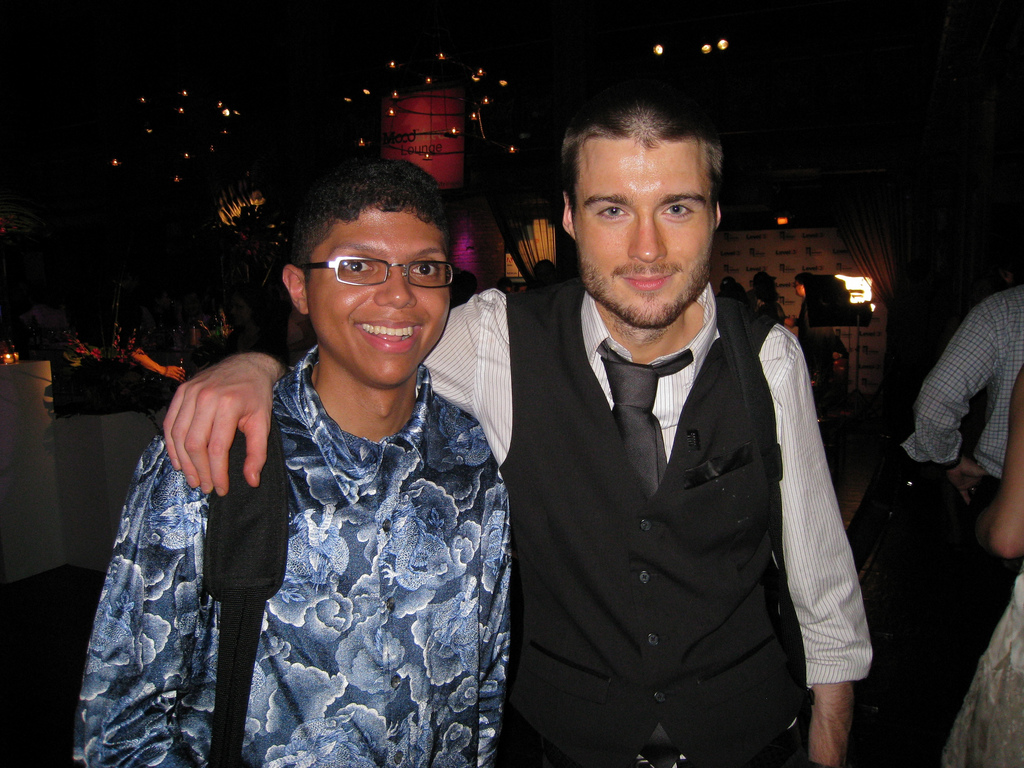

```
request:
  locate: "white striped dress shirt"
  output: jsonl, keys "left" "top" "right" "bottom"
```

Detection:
{"left": 427, "top": 282, "right": 872, "bottom": 686}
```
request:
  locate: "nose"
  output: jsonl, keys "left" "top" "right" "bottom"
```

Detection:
{"left": 628, "top": 214, "right": 666, "bottom": 263}
{"left": 374, "top": 264, "right": 417, "bottom": 307}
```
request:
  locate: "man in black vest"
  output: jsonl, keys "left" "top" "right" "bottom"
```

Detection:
{"left": 163, "top": 82, "right": 870, "bottom": 768}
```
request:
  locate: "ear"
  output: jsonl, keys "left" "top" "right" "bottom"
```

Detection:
{"left": 282, "top": 264, "right": 310, "bottom": 315}
{"left": 562, "top": 192, "right": 576, "bottom": 239}
{"left": 714, "top": 202, "right": 722, "bottom": 229}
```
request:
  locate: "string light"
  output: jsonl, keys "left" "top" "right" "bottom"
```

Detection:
{"left": 138, "top": 97, "right": 147, "bottom": 104}
{"left": 653, "top": 44, "right": 664, "bottom": 55}
{"left": 362, "top": 89, "right": 371, "bottom": 95}
{"left": 177, "top": 107, "right": 185, "bottom": 113}
{"left": 717, "top": 39, "right": 729, "bottom": 50}
{"left": 110, "top": 158, "right": 121, "bottom": 166}
{"left": 701, "top": 44, "right": 712, "bottom": 54}
{"left": 178, "top": 90, "right": 188, "bottom": 97}
{"left": 499, "top": 80, "right": 508, "bottom": 86}
{"left": 222, "top": 108, "right": 230, "bottom": 116}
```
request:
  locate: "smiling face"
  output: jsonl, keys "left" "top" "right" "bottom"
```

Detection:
{"left": 563, "top": 137, "right": 721, "bottom": 362}
{"left": 282, "top": 209, "right": 449, "bottom": 423}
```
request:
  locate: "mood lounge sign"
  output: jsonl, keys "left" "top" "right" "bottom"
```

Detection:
{"left": 380, "top": 86, "right": 465, "bottom": 190}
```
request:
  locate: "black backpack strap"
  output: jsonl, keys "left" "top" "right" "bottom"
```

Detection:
{"left": 204, "top": 420, "right": 289, "bottom": 768}
{"left": 715, "top": 296, "right": 807, "bottom": 690}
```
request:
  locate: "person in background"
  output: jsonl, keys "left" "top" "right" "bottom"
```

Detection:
{"left": 902, "top": 285, "right": 1024, "bottom": 503}
{"left": 942, "top": 366, "right": 1024, "bottom": 767}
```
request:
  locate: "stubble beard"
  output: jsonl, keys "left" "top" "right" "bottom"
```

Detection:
{"left": 581, "top": 254, "right": 711, "bottom": 343}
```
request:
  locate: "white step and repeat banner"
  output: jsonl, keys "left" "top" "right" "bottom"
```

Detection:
{"left": 710, "top": 228, "right": 886, "bottom": 395}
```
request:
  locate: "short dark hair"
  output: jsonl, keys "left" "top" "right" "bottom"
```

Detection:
{"left": 291, "top": 158, "right": 449, "bottom": 265}
{"left": 561, "top": 80, "right": 723, "bottom": 210}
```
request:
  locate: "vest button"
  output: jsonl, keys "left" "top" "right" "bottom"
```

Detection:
{"left": 385, "top": 597, "right": 396, "bottom": 611}
{"left": 391, "top": 674, "right": 401, "bottom": 689}
{"left": 648, "top": 633, "right": 660, "bottom": 646}
{"left": 382, "top": 519, "right": 392, "bottom": 533}
{"left": 654, "top": 691, "right": 666, "bottom": 703}
{"left": 394, "top": 750, "right": 405, "bottom": 764}
{"left": 639, "top": 571, "right": 650, "bottom": 584}
{"left": 639, "top": 519, "right": 651, "bottom": 531}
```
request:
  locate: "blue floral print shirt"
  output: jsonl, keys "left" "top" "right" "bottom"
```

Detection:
{"left": 75, "top": 350, "right": 512, "bottom": 767}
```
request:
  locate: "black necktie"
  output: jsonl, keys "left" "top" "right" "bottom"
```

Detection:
{"left": 600, "top": 341, "right": 693, "bottom": 497}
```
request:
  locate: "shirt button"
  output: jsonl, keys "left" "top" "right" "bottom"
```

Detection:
{"left": 394, "top": 750, "right": 405, "bottom": 764}
{"left": 385, "top": 597, "right": 395, "bottom": 611}
{"left": 390, "top": 674, "right": 401, "bottom": 689}
{"left": 654, "top": 691, "right": 666, "bottom": 703}
{"left": 648, "top": 633, "right": 660, "bottom": 646}
{"left": 640, "top": 519, "right": 651, "bottom": 531}
{"left": 382, "top": 519, "right": 392, "bottom": 533}
{"left": 639, "top": 571, "right": 650, "bottom": 584}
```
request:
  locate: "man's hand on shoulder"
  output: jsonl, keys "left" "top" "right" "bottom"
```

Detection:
{"left": 163, "top": 353, "right": 284, "bottom": 495}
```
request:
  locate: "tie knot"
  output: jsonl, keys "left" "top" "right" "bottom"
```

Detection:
{"left": 599, "top": 342, "right": 693, "bottom": 411}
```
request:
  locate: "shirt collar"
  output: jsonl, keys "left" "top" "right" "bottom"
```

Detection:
{"left": 277, "top": 346, "right": 433, "bottom": 465}
{"left": 581, "top": 282, "right": 719, "bottom": 371}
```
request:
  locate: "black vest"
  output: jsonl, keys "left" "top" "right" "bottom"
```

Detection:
{"left": 502, "top": 281, "right": 804, "bottom": 768}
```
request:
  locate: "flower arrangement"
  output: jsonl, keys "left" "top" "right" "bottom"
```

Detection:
{"left": 57, "top": 325, "right": 171, "bottom": 421}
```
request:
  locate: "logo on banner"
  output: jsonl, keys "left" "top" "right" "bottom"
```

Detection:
{"left": 723, "top": 232, "right": 740, "bottom": 241}
{"left": 749, "top": 248, "right": 765, "bottom": 257}
{"left": 720, "top": 249, "right": 741, "bottom": 257}
{"left": 722, "top": 264, "right": 740, "bottom": 273}
{"left": 801, "top": 232, "right": 825, "bottom": 239}
{"left": 778, "top": 231, "right": 796, "bottom": 240}
{"left": 805, "top": 246, "right": 822, "bottom": 257}
{"left": 381, "top": 86, "right": 466, "bottom": 189}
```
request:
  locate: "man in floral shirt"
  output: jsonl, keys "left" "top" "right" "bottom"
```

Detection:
{"left": 75, "top": 159, "right": 512, "bottom": 768}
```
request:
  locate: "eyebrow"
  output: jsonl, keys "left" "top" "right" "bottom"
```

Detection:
{"left": 328, "top": 244, "right": 447, "bottom": 260}
{"left": 582, "top": 192, "right": 708, "bottom": 209}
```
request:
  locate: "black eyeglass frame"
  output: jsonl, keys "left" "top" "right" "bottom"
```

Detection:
{"left": 305, "top": 256, "right": 453, "bottom": 288}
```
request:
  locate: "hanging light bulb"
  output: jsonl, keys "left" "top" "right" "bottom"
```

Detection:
{"left": 358, "top": 138, "right": 366, "bottom": 147}
{"left": 362, "top": 89, "right": 371, "bottom": 95}
{"left": 653, "top": 44, "right": 664, "bottom": 55}
{"left": 391, "top": 90, "right": 399, "bottom": 99}
{"left": 388, "top": 60, "right": 397, "bottom": 69}
{"left": 499, "top": 79, "right": 508, "bottom": 86}
{"left": 507, "top": 146, "right": 518, "bottom": 154}
{"left": 717, "top": 39, "right": 728, "bottom": 50}
{"left": 437, "top": 52, "right": 446, "bottom": 60}
{"left": 110, "top": 158, "right": 121, "bottom": 166}
{"left": 481, "top": 96, "right": 490, "bottom": 105}
{"left": 387, "top": 107, "right": 396, "bottom": 116}
{"left": 701, "top": 44, "right": 712, "bottom": 54}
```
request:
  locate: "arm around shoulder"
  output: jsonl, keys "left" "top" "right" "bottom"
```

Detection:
{"left": 163, "top": 352, "right": 285, "bottom": 496}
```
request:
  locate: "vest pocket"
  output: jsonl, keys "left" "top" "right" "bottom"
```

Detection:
{"left": 522, "top": 640, "right": 611, "bottom": 704}
{"left": 679, "top": 441, "right": 755, "bottom": 490}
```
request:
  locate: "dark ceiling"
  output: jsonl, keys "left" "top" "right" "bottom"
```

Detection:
{"left": 2, "top": 0, "right": 1021, "bottom": 237}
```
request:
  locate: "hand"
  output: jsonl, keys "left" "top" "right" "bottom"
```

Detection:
{"left": 163, "top": 353, "right": 284, "bottom": 495}
{"left": 946, "top": 455, "right": 989, "bottom": 504}
{"left": 161, "top": 365, "right": 187, "bottom": 383}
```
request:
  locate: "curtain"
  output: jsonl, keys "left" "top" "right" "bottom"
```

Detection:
{"left": 825, "top": 173, "right": 910, "bottom": 310}
{"left": 486, "top": 192, "right": 558, "bottom": 283}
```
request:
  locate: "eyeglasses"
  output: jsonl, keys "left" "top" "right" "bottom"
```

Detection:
{"left": 306, "top": 256, "right": 453, "bottom": 288}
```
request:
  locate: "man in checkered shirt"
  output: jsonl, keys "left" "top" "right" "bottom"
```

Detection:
{"left": 902, "top": 285, "right": 1024, "bottom": 502}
